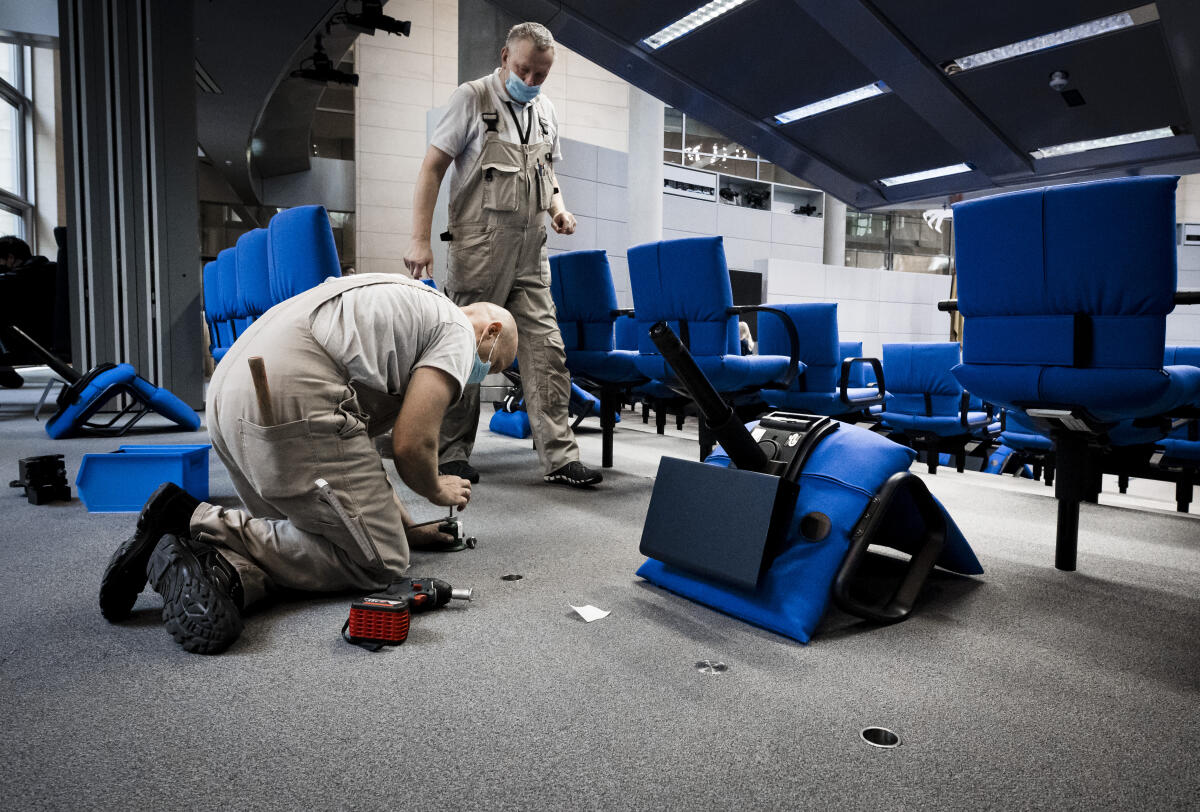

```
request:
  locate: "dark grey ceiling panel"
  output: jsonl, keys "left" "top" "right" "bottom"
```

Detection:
{"left": 871, "top": 0, "right": 1143, "bottom": 66}
{"left": 952, "top": 23, "right": 1185, "bottom": 154}
{"left": 781, "top": 93, "right": 965, "bottom": 183}
{"left": 558, "top": 0, "right": 700, "bottom": 44}
{"left": 650, "top": 0, "right": 877, "bottom": 121}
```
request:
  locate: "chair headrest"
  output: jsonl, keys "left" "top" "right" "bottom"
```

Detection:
{"left": 267, "top": 205, "right": 342, "bottom": 303}
{"left": 549, "top": 250, "right": 617, "bottom": 321}
{"left": 759, "top": 302, "right": 839, "bottom": 365}
{"left": 216, "top": 248, "right": 240, "bottom": 319}
{"left": 235, "top": 229, "right": 272, "bottom": 316}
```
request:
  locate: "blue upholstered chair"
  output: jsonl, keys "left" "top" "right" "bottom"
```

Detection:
{"left": 548, "top": 249, "right": 646, "bottom": 468}
{"left": 758, "top": 303, "right": 885, "bottom": 419}
{"left": 615, "top": 315, "right": 688, "bottom": 434}
{"left": 202, "top": 260, "right": 226, "bottom": 363}
{"left": 267, "top": 204, "right": 342, "bottom": 303}
{"left": 235, "top": 228, "right": 273, "bottom": 323}
{"left": 214, "top": 248, "right": 240, "bottom": 351}
{"left": 627, "top": 236, "right": 800, "bottom": 459}
{"left": 997, "top": 409, "right": 1055, "bottom": 484}
{"left": 877, "top": 342, "right": 993, "bottom": 473}
{"left": 950, "top": 175, "right": 1200, "bottom": 569}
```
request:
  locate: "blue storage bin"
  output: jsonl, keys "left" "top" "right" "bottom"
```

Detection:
{"left": 76, "top": 444, "right": 211, "bottom": 512}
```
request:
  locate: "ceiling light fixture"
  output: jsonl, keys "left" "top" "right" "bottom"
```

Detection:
{"left": 1030, "top": 126, "right": 1176, "bottom": 159}
{"left": 773, "top": 82, "right": 889, "bottom": 125}
{"left": 641, "top": 0, "right": 754, "bottom": 50}
{"left": 878, "top": 163, "right": 973, "bottom": 187}
{"left": 942, "top": 4, "right": 1158, "bottom": 74}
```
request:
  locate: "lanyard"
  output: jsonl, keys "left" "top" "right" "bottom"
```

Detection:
{"left": 505, "top": 101, "right": 533, "bottom": 145}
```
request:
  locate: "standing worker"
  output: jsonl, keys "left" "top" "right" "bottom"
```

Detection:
{"left": 404, "top": 21, "right": 602, "bottom": 489}
{"left": 98, "top": 274, "right": 517, "bottom": 654}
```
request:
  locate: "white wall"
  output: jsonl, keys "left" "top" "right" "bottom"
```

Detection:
{"left": 1173, "top": 241, "right": 1200, "bottom": 347}
{"left": 664, "top": 193, "right": 825, "bottom": 272}
{"left": 761, "top": 259, "right": 954, "bottom": 358}
{"left": 1176, "top": 175, "right": 1200, "bottom": 225}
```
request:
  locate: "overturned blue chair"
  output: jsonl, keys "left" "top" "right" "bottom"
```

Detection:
{"left": 877, "top": 342, "right": 994, "bottom": 474}
{"left": 549, "top": 249, "right": 646, "bottom": 468}
{"left": 1, "top": 324, "right": 200, "bottom": 440}
{"left": 759, "top": 303, "right": 886, "bottom": 420}
{"left": 635, "top": 322, "right": 982, "bottom": 644}
{"left": 949, "top": 175, "right": 1200, "bottom": 570}
{"left": 628, "top": 236, "right": 801, "bottom": 460}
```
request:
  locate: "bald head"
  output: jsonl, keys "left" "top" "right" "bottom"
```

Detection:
{"left": 461, "top": 302, "right": 518, "bottom": 373}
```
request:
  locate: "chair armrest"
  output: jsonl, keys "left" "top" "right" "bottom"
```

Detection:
{"left": 1176, "top": 291, "right": 1200, "bottom": 305}
{"left": 838, "top": 357, "right": 887, "bottom": 408}
{"left": 960, "top": 390, "right": 972, "bottom": 428}
{"left": 937, "top": 299, "right": 958, "bottom": 312}
{"left": 727, "top": 304, "right": 800, "bottom": 390}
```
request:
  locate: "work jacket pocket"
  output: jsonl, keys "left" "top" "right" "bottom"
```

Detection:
{"left": 537, "top": 152, "right": 556, "bottom": 213}
{"left": 481, "top": 157, "right": 522, "bottom": 212}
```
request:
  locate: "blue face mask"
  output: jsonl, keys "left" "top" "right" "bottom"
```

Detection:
{"left": 504, "top": 70, "right": 540, "bottom": 104}
{"left": 466, "top": 329, "right": 500, "bottom": 385}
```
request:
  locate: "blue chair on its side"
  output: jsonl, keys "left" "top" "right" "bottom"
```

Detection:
{"left": 548, "top": 249, "right": 646, "bottom": 468}
{"left": 950, "top": 175, "right": 1200, "bottom": 570}
{"left": 758, "top": 303, "right": 885, "bottom": 420}
{"left": 627, "top": 236, "right": 800, "bottom": 460}
{"left": 877, "top": 342, "right": 993, "bottom": 474}
{"left": 235, "top": 228, "right": 273, "bottom": 323}
{"left": 267, "top": 204, "right": 342, "bottom": 303}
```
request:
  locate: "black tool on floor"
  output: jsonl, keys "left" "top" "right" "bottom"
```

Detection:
{"left": 342, "top": 577, "right": 472, "bottom": 651}
{"left": 408, "top": 506, "right": 477, "bottom": 552}
{"left": 10, "top": 454, "right": 71, "bottom": 505}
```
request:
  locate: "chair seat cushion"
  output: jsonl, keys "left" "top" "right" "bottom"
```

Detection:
{"left": 953, "top": 363, "right": 1200, "bottom": 422}
{"left": 565, "top": 350, "right": 644, "bottom": 385}
{"left": 635, "top": 353, "right": 791, "bottom": 393}
{"left": 760, "top": 388, "right": 881, "bottom": 415}
{"left": 1000, "top": 429, "right": 1053, "bottom": 452}
{"left": 878, "top": 410, "right": 991, "bottom": 436}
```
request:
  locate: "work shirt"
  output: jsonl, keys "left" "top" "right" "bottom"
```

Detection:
{"left": 309, "top": 274, "right": 476, "bottom": 408}
{"left": 431, "top": 68, "right": 562, "bottom": 204}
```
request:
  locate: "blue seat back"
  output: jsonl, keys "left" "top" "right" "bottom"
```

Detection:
{"left": 952, "top": 176, "right": 1184, "bottom": 419}
{"left": 1164, "top": 346, "right": 1200, "bottom": 368}
{"left": 549, "top": 249, "right": 618, "bottom": 352}
{"left": 214, "top": 248, "right": 239, "bottom": 347}
{"left": 758, "top": 303, "right": 839, "bottom": 392}
{"left": 202, "top": 260, "right": 220, "bottom": 350}
{"left": 236, "top": 228, "right": 273, "bottom": 318}
{"left": 615, "top": 315, "right": 639, "bottom": 352}
{"left": 883, "top": 343, "right": 963, "bottom": 415}
{"left": 627, "top": 236, "right": 738, "bottom": 356}
{"left": 267, "top": 205, "right": 342, "bottom": 304}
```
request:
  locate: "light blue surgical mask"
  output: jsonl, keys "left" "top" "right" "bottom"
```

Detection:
{"left": 504, "top": 70, "right": 540, "bottom": 104}
{"left": 466, "top": 329, "right": 500, "bottom": 385}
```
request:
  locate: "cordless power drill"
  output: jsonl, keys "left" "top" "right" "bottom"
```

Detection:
{"left": 343, "top": 577, "right": 473, "bottom": 649}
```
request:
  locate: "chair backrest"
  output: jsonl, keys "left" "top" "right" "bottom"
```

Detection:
{"left": 758, "top": 302, "right": 839, "bottom": 391}
{"left": 627, "top": 236, "right": 737, "bottom": 356}
{"left": 201, "top": 260, "right": 221, "bottom": 348}
{"left": 615, "top": 315, "right": 639, "bottom": 352}
{"left": 954, "top": 176, "right": 1178, "bottom": 371}
{"left": 267, "top": 204, "right": 342, "bottom": 304}
{"left": 549, "top": 249, "right": 618, "bottom": 352}
{"left": 840, "top": 340, "right": 869, "bottom": 387}
{"left": 215, "top": 248, "right": 239, "bottom": 345}
{"left": 882, "top": 342, "right": 964, "bottom": 415}
{"left": 236, "top": 228, "right": 273, "bottom": 318}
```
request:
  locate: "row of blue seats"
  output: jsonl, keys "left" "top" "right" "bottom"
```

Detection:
{"left": 203, "top": 205, "right": 343, "bottom": 362}
{"left": 548, "top": 238, "right": 1003, "bottom": 470}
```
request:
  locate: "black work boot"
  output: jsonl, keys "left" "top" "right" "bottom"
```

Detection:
{"left": 99, "top": 482, "right": 201, "bottom": 621}
{"left": 147, "top": 534, "right": 244, "bottom": 655}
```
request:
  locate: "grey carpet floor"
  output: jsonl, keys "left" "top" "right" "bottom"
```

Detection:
{"left": 1, "top": 381, "right": 1198, "bottom": 811}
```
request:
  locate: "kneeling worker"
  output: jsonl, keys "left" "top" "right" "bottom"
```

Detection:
{"left": 98, "top": 273, "right": 517, "bottom": 654}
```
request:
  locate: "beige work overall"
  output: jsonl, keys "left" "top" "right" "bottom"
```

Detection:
{"left": 438, "top": 77, "right": 578, "bottom": 475}
{"left": 196, "top": 276, "right": 426, "bottom": 608}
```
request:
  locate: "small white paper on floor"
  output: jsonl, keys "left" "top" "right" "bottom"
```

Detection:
{"left": 571, "top": 604, "right": 610, "bottom": 623}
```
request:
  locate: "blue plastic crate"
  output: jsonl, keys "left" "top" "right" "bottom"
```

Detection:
{"left": 76, "top": 444, "right": 211, "bottom": 513}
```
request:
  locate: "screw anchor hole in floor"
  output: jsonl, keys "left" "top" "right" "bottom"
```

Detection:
{"left": 861, "top": 727, "right": 901, "bottom": 748}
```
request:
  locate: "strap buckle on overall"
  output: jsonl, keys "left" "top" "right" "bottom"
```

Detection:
{"left": 482, "top": 111, "right": 499, "bottom": 133}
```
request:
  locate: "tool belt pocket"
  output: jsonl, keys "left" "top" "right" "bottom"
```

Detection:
{"left": 481, "top": 158, "right": 521, "bottom": 212}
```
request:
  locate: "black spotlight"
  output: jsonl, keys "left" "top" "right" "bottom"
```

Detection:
{"left": 290, "top": 35, "right": 359, "bottom": 87}
{"left": 341, "top": 0, "right": 411, "bottom": 37}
